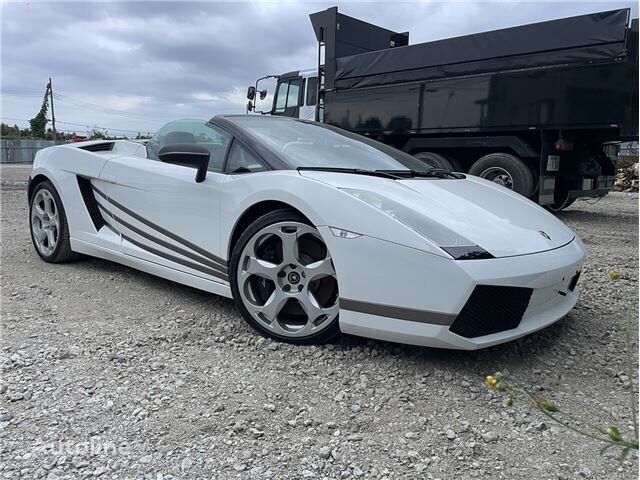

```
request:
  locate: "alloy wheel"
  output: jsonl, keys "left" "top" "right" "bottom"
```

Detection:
{"left": 236, "top": 221, "right": 339, "bottom": 338}
{"left": 31, "top": 189, "right": 60, "bottom": 257}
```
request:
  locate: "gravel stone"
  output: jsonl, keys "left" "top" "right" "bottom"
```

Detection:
{"left": 482, "top": 432, "right": 499, "bottom": 443}
{"left": 318, "top": 446, "right": 332, "bottom": 459}
{"left": 1, "top": 166, "right": 637, "bottom": 479}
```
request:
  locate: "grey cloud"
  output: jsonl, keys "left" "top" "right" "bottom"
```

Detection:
{"left": 1, "top": 1, "right": 636, "bottom": 135}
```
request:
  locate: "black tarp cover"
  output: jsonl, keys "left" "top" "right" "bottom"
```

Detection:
{"left": 334, "top": 9, "right": 630, "bottom": 90}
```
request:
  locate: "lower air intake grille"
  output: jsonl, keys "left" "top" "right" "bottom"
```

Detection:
{"left": 568, "top": 271, "right": 581, "bottom": 292}
{"left": 449, "top": 285, "right": 533, "bottom": 338}
{"left": 77, "top": 176, "right": 105, "bottom": 231}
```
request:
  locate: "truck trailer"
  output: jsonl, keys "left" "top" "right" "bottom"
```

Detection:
{"left": 248, "top": 7, "right": 638, "bottom": 210}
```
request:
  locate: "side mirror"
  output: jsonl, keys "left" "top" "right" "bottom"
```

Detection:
{"left": 259, "top": 89, "right": 267, "bottom": 100}
{"left": 247, "top": 86, "right": 256, "bottom": 100}
{"left": 158, "top": 143, "right": 210, "bottom": 183}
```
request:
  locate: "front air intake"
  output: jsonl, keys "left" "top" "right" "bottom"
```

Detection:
{"left": 449, "top": 285, "right": 533, "bottom": 338}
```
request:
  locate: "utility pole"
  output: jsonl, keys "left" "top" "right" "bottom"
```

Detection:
{"left": 48, "top": 77, "right": 57, "bottom": 140}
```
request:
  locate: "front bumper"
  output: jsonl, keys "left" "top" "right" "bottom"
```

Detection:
{"left": 321, "top": 227, "right": 585, "bottom": 350}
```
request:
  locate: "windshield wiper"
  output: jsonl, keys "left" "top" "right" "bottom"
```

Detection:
{"left": 297, "top": 167, "right": 402, "bottom": 180}
{"left": 377, "top": 169, "right": 466, "bottom": 179}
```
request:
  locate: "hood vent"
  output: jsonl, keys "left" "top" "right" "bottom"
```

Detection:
{"left": 80, "top": 142, "right": 115, "bottom": 152}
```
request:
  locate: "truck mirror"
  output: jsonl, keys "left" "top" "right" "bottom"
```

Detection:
{"left": 259, "top": 89, "right": 268, "bottom": 100}
{"left": 246, "top": 86, "right": 256, "bottom": 100}
{"left": 246, "top": 101, "right": 253, "bottom": 113}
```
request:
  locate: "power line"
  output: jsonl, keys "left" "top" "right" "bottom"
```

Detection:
{"left": 53, "top": 93, "right": 160, "bottom": 120}
{"left": 0, "top": 117, "right": 155, "bottom": 135}
{"left": 52, "top": 96, "right": 165, "bottom": 122}
{"left": 0, "top": 91, "right": 44, "bottom": 97}
{"left": 2, "top": 90, "right": 169, "bottom": 123}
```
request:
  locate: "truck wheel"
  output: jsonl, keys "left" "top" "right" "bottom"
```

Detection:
{"left": 414, "top": 152, "right": 460, "bottom": 172}
{"left": 469, "top": 153, "right": 534, "bottom": 197}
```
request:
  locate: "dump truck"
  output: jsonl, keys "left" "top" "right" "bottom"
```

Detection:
{"left": 248, "top": 7, "right": 639, "bottom": 210}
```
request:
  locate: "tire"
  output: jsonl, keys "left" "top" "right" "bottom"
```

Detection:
{"left": 414, "top": 152, "right": 460, "bottom": 172}
{"left": 468, "top": 153, "right": 534, "bottom": 197}
{"left": 230, "top": 209, "right": 340, "bottom": 345}
{"left": 29, "top": 180, "right": 77, "bottom": 263}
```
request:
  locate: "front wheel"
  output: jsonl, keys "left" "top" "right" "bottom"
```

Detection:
{"left": 230, "top": 210, "right": 340, "bottom": 345}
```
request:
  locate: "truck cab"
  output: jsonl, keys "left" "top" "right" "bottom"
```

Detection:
{"left": 269, "top": 69, "right": 318, "bottom": 121}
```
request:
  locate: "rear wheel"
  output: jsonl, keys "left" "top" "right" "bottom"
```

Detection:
{"left": 468, "top": 153, "right": 534, "bottom": 197}
{"left": 230, "top": 210, "right": 340, "bottom": 345}
{"left": 29, "top": 180, "right": 76, "bottom": 263}
{"left": 414, "top": 152, "right": 460, "bottom": 172}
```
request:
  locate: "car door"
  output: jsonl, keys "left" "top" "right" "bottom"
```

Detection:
{"left": 98, "top": 121, "right": 231, "bottom": 284}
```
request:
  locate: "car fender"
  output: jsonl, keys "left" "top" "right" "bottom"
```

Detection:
{"left": 220, "top": 170, "right": 447, "bottom": 259}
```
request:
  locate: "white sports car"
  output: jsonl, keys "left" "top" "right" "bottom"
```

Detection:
{"left": 28, "top": 115, "right": 585, "bottom": 349}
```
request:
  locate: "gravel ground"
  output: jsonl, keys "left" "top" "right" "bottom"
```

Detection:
{"left": 1, "top": 164, "right": 638, "bottom": 480}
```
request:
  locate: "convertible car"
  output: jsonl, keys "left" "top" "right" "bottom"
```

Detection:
{"left": 28, "top": 115, "right": 585, "bottom": 349}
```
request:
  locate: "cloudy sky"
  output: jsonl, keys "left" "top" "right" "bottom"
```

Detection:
{"left": 1, "top": 0, "right": 636, "bottom": 136}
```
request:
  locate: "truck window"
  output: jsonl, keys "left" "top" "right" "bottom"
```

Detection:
{"left": 286, "top": 81, "right": 300, "bottom": 108}
{"left": 274, "top": 82, "right": 289, "bottom": 113}
{"left": 273, "top": 79, "right": 302, "bottom": 114}
{"left": 306, "top": 77, "right": 318, "bottom": 106}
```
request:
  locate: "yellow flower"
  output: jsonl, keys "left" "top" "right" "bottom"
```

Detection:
{"left": 608, "top": 269, "right": 621, "bottom": 281}
{"left": 486, "top": 375, "right": 501, "bottom": 390}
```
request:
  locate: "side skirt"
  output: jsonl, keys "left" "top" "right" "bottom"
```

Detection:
{"left": 70, "top": 238, "right": 233, "bottom": 299}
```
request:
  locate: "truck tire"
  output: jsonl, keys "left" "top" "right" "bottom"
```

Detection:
{"left": 469, "top": 153, "right": 534, "bottom": 197}
{"left": 414, "top": 152, "right": 460, "bottom": 172}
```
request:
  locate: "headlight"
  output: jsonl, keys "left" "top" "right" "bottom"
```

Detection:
{"left": 340, "top": 188, "right": 493, "bottom": 259}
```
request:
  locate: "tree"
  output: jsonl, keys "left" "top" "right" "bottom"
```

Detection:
{"left": 29, "top": 87, "right": 49, "bottom": 138}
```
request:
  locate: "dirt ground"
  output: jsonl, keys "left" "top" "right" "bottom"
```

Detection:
{"left": 1, "top": 164, "right": 638, "bottom": 479}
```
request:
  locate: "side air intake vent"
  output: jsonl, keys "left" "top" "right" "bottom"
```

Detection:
{"left": 77, "top": 176, "right": 105, "bottom": 231}
{"left": 80, "top": 142, "right": 115, "bottom": 152}
{"left": 449, "top": 285, "right": 533, "bottom": 338}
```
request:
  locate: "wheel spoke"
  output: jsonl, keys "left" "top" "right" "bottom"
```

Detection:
{"left": 259, "top": 289, "right": 288, "bottom": 322}
{"left": 243, "top": 256, "right": 279, "bottom": 280}
{"left": 50, "top": 213, "right": 59, "bottom": 230}
{"left": 298, "top": 291, "right": 326, "bottom": 323}
{"left": 33, "top": 203, "right": 45, "bottom": 221}
{"left": 44, "top": 196, "right": 56, "bottom": 217}
{"left": 305, "top": 257, "right": 334, "bottom": 280}
{"left": 35, "top": 228, "right": 46, "bottom": 242}
{"left": 45, "top": 228, "right": 56, "bottom": 249}
{"left": 279, "top": 230, "right": 299, "bottom": 265}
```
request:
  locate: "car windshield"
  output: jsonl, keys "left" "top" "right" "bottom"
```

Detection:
{"left": 225, "top": 116, "right": 432, "bottom": 172}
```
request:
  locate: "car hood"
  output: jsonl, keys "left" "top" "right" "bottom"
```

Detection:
{"left": 301, "top": 171, "right": 576, "bottom": 258}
